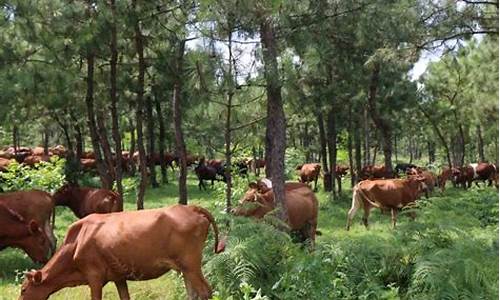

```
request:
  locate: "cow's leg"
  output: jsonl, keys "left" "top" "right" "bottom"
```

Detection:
{"left": 88, "top": 279, "right": 104, "bottom": 300}
{"left": 391, "top": 208, "right": 398, "bottom": 229}
{"left": 114, "top": 281, "right": 130, "bottom": 300}
{"left": 181, "top": 256, "right": 212, "bottom": 300}
{"left": 337, "top": 176, "right": 342, "bottom": 194}
{"left": 362, "top": 204, "right": 371, "bottom": 229}
{"left": 346, "top": 189, "right": 361, "bottom": 230}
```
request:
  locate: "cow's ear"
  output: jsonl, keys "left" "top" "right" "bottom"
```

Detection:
{"left": 25, "top": 270, "right": 42, "bottom": 284}
{"left": 248, "top": 182, "right": 259, "bottom": 189}
{"left": 28, "top": 220, "right": 41, "bottom": 235}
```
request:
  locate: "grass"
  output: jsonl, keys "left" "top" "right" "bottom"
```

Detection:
{"left": 0, "top": 172, "right": 498, "bottom": 299}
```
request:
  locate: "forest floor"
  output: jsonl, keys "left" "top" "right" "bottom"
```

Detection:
{"left": 0, "top": 173, "right": 497, "bottom": 299}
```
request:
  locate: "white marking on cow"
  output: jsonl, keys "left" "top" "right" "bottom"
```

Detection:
{"left": 469, "top": 163, "right": 478, "bottom": 179}
{"left": 260, "top": 178, "right": 272, "bottom": 189}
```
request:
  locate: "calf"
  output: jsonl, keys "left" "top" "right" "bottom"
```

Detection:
{"left": 194, "top": 161, "right": 225, "bottom": 191}
{"left": 298, "top": 163, "right": 321, "bottom": 191}
{"left": 0, "top": 191, "right": 56, "bottom": 263}
{"left": 19, "top": 205, "right": 224, "bottom": 300}
{"left": 53, "top": 184, "right": 121, "bottom": 218}
{"left": 346, "top": 178, "right": 426, "bottom": 230}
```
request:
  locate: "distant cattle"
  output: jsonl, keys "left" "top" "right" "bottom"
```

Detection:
{"left": 194, "top": 160, "right": 226, "bottom": 191}
{"left": 0, "top": 190, "right": 56, "bottom": 263}
{"left": 49, "top": 145, "right": 67, "bottom": 157}
{"left": 359, "top": 165, "right": 397, "bottom": 180}
{"left": 248, "top": 158, "right": 265, "bottom": 175}
{"left": 437, "top": 167, "right": 455, "bottom": 192}
{"left": 80, "top": 158, "right": 97, "bottom": 171}
{"left": 81, "top": 151, "right": 96, "bottom": 159}
{"left": 323, "top": 165, "right": 349, "bottom": 193}
{"left": 53, "top": 184, "right": 121, "bottom": 218}
{"left": 233, "top": 180, "right": 318, "bottom": 247}
{"left": 470, "top": 163, "right": 497, "bottom": 187}
{"left": 19, "top": 205, "right": 224, "bottom": 300}
{"left": 452, "top": 166, "right": 474, "bottom": 189}
{"left": 0, "top": 157, "right": 13, "bottom": 172}
{"left": 298, "top": 163, "right": 321, "bottom": 191}
{"left": 346, "top": 178, "right": 426, "bottom": 230}
{"left": 407, "top": 167, "right": 437, "bottom": 198}
{"left": 31, "top": 147, "right": 47, "bottom": 156}
{"left": 23, "top": 155, "right": 50, "bottom": 167}
{"left": 395, "top": 163, "right": 418, "bottom": 174}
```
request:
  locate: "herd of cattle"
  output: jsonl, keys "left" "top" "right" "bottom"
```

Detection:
{"left": 1, "top": 144, "right": 498, "bottom": 299}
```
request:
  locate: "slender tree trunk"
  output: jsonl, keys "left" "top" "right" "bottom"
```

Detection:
{"left": 418, "top": 105, "right": 453, "bottom": 168}
{"left": 363, "top": 107, "right": 370, "bottom": 166}
{"left": 172, "top": 40, "right": 188, "bottom": 205}
{"left": 224, "top": 30, "right": 234, "bottom": 213}
{"left": 134, "top": 4, "right": 148, "bottom": 209}
{"left": 260, "top": 17, "right": 287, "bottom": 220}
{"left": 12, "top": 125, "right": 18, "bottom": 157}
{"left": 109, "top": 0, "right": 123, "bottom": 209}
{"left": 427, "top": 140, "right": 435, "bottom": 165}
{"left": 128, "top": 119, "right": 136, "bottom": 175}
{"left": 366, "top": 64, "right": 393, "bottom": 176}
{"left": 304, "top": 122, "right": 310, "bottom": 162}
{"left": 354, "top": 116, "right": 362, "bottom": 182}
{"left": 43, "top": 128, "right": 49, "bottom": 155}
{"left": 327, "top": 108, "right": 337, "bottom": 198}
{"left": 96, "top": 111, "right": 116, "bottom": 179}
{"left": 155, "top": 95, "right": 168, "bottom": 184}
{"left": 476, "top": 124, "right": 485, "bottom": 162}
{"left": 394, "top": 133, "right": 398, "bottom": 162}
{"left": 84, "top": 52, "right": 113, "bottom": 189}
{"left": 146, "top": 95, "right": 159, "bottom": 188}
{"left": 317, "top": 111, "right": 329, "bottom": 173}
{"left": 347, "top": 106, "right": 355, "bottom": 188}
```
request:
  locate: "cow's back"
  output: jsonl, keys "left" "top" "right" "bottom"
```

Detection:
{"left": 283, "top": 183, "right": 318, "bottom": 230}
{"left": 0, "top": 190, "right": 54, "bottom": 223}
{"left": 359, "top": 180, "right": 415, "bottom": 209}
{"left": 71, "top": 205, "right": 210, "bottom": 281}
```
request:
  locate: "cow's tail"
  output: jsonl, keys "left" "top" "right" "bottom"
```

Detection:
{"left": 193, "top": 206, "right": 225, "bottom": 254}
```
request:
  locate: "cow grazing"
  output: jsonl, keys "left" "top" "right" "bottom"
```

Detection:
{"left": 53, "top": 184, "right": 121, "bottom": 218}
{"left": 49, "top": 145, "right": 67, "bottom": 157}
{"left": 346, "top": 178, "right": 426, "bottom": 230}
{"left": 23, "top": 155, "right": 50, "bottom": 167}
{"left": 437, "top": 167, "right": 455, "bottom": 192}
{"left": 298, "top": 163, "right": 321, "bottom": 191}
{"left": 232, "top": 180, "right": 318, "bottom": 247}
{"left": 0, "top": 157, "right": 13, "bottom": 172}
{"left": 470, "top": 163, "right": 497, "bottom": 187}
{"left": 19, "top": 205, "right": 224, "bottom": 300}
{"left": 407, "top": 168, "right": 437, "bottom": 198}
{"left": 81, "top": 151, "right": 96, "bottom": 159}
{"left": 248, "top": 158, "right": 265, "bottom": 175}
{"left": 0, "top": 191, "right": 56, "bottom": 263}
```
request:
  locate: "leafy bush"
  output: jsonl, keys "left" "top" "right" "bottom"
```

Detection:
{"left": 0, "top": 157, "right": 65, "bottom": 193}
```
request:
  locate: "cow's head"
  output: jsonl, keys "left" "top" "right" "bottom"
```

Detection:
{"left": 407, "top": 176, "right": 428, "bottom": 198}
{"left": 337, "top": 166, "right": 349, "bottom": 177}
{"left": 19, "top": 269, "right": 50, "bottom": 300}
{"left": 52, "top": 183, "right": 77, "bottom": 206}
{"left": 18, "top": 219, "right": 54, "bottom": 264}
{"left": 232, "top": 181, "right": 274, "bottom": 218}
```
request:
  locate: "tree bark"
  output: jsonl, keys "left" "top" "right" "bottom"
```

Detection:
{"left": 476, "top": 124, "right": 485, "bottom": 163}
{"left": 327, "top": 108, "right": 337, "bottom": 198}
{"left": 418, "top": 105, "right": 453, "bottom": 168}
{"left": 317, "top": 111, "right": 329, "bottom": 174}
{"left": 84, "top": 52, "right": 113, "bottom": 189}
{"left": 128, "top": 118, "right": 136, "bottom": 174}
{"left": 96, "top": 111, "right": 116, "bottom": 179}
{"left": 43, "top": 128, "right": 49, "bottom": 155}
{"left": 134, "top": 4, "right": 148, "bottom": 209}
{"left": 260, "top": 17, "right": 287, "bottom": 220}
{"left": 363, "top": 107, "right": 370, "bottom": 166}
{"left": 146, "top": 94, "right": 159, "bottom": 188}
{"left": 224, "top": 30, "right": 234, "bottom": 213}
{"left": 347, "top": 105, "right": 355, "bottom": 188}
{"left": 366, "top": 64, "right": 393, "bottom": 176}
{"left": 172, "top": 40, "right": 188, "bottom": 205}
{"left": 354, "top": 116, "right": 362, "bottom": 182}
{"left": 155, "top": 94, "right": 168, "bottom": 184}
{"left": 109, "top": 0, "right": 123, "bottom": 210}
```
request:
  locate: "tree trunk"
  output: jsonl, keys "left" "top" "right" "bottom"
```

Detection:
{"left": 354, "top": 116, "right": 362, "bottom": 182}
{"left": 366, "top": 64, "right": 393, "bottom": 176}
{"left": 84, "top": 52, "right": 113, "bottom": 189}
{"left": 317, "top": 111, "right": 329, "bottom": 174}
{"left": 96, "top": 111, "right": 116, "bottom": 179}
{"left": 155, "top": 95, "right": 168, "bottom": 184}
{"left": 224, "top": 30, "right": 235, "bottom": 213}
{"left": 394, "top": 132, "right": 398, "bottom": 163}
{"left": 260, "top": 17, "right": 287, "bottom": 220}
{"left": 128, "top": 119, "right": 136, "bottom": 175}
{"left": 134, "top": 4, "right": 148, "bottom": 209}
{"left": 347, "top": 106, "right": 355, "bottom": 188}
{"left": 172, "top": 40, "right": 188, "bottom": 205}
{"left": 476, "top": 124, "right": 485, "bottom": 163}
{"left": 418, "top": 105, "right": 453, "bottom": 168}
{"left": 43, "top": 128, "right": 49, "bottom": 155}
{"left": 363, "top": 107, "right": 370, "bottom": 166}
{"left": 427, "top": 140, "right": 435, "bottom": 165}
{"left": 146, "top": 95, "right": 159, "bottom": 188}
{"left": 327, "top": 108, "right": 337, "bottom": 198}
{"left": 109, "top": 0, "right": 123, "bottom": 210}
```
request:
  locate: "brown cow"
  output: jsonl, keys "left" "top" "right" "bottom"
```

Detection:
{"left": 19, "top": 205, "right": 224, "bottom": 300}
{"left": 346, "top": 178, "right": 426, "bottom": 230}
{"left": 49, "top": 145, "right": 67, "bottom": 157}
{"left": 80, "top": 158, "right": 97, "bottom": 171}
{"left": 232, "top": 180, "right": 318, "bottom": 247}
{"left": 298, "top": 163, "right": 321, "bottom": 191}
{"left": 452, "top": 166, "right": 474, "bottom": 189}
{"left": 437, "top": 167, "right": 455, "bottom": 192}
{"left": 23, "top": 155, "right": 50, "bottom": 167}
{"left": 53, "top": 184, "right": 121, "bottom": 218}
{"left": 248, "top": 158, "right": 265, "bottom": 175}
{"left": 323, "top": 165, "right": 349, "bottom": 193}
{"left": 0, "top": 191, "right": 56, "bottom": 263}
{"left": 359, "top": 165, "right": 396, "bottom": 180}
{"left": 471, "top": 163, "right": 497, "bottom": 187}
{"left": 407, "top": 168, "right": 437, "bottom": 198}
{"left": 0, "top": 157, "right": 13, "bottom": 172}
{"left": 81, "top": 151, "right": 96, "bottom": 159}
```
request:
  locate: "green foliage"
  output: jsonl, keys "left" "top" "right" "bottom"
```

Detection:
{"left": 0, "top": 157, "right": 65, "bottom": 192}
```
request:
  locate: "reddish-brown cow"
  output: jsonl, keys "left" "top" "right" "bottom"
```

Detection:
{"left": 359, "top": 165, "right": 396, "bottom": 180}
{"left": 452, "top": 166, "right": 474, "bottom": 189}
{"left": 247, "top": 158, "right": 265, "bottom": 175}
{"left": 407, "top": 168, "right": 437, "bottom": 198}
{"left": 0, "top": 157, "right": 13, "bottom": 172}
{"left": 471, "top": 163, "right": 497, "bottom": 187}
{"left": 298, "top": 163, "right": 321, "bottom": 191}
{"left": 346, "top": 178, "right": 426, "bottom": 230}
{"left": 53, "top": 184, "right": 122, "bottom": 218}
{"left": 19, "top": 205, "right": 224, "bottom": 300}
{"left": 0, "top": 191, "right": 56, "bottom": 263}
{"left": 23, "top": 155, "right": 50, "bottom": 167}
{"left": 233, "top": 180, "right": 318, "bottom": 247}
{"left": 80, "top": 158, "right": 97, "bottom": 171}
{"left": 323, "top": 165, "right": 349, "bottom": 193}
